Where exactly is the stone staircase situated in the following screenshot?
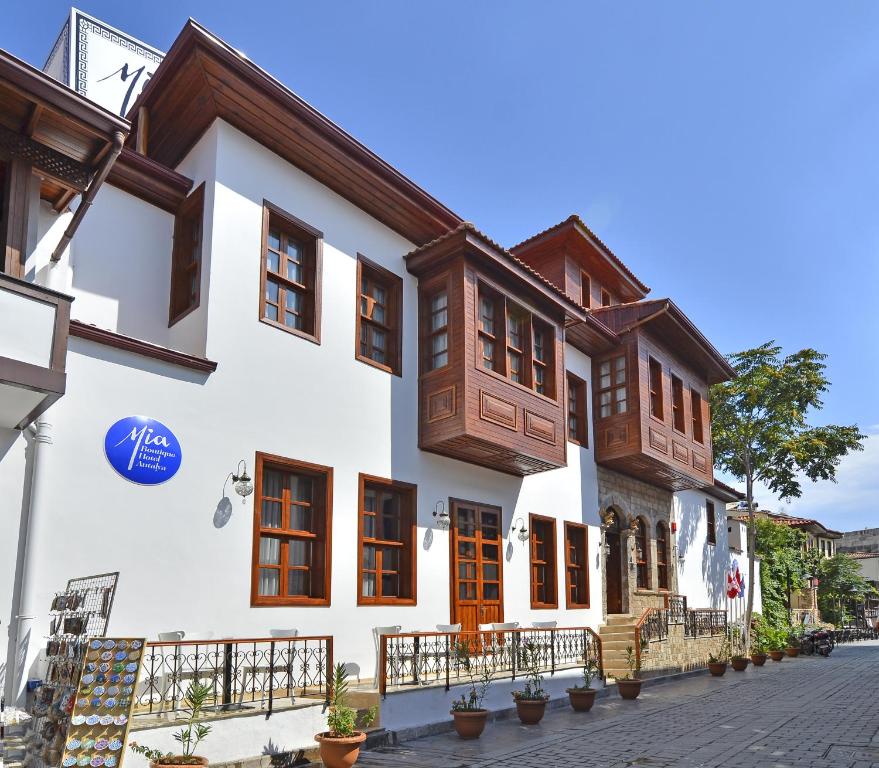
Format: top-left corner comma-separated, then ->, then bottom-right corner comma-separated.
599,614 -> 638,680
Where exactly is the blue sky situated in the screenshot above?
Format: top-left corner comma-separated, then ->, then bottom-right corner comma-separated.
6,2 -> 878,529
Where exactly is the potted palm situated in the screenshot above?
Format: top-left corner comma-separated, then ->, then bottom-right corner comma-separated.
511,642 -> 550,724
566,659 -> 600,712
314,664 -> 377,768
449,641 -> 494,739
129,682 -> 212,767
616,646 -> 643,700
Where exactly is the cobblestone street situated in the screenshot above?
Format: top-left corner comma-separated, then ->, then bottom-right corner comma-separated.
360,641 -> 879,768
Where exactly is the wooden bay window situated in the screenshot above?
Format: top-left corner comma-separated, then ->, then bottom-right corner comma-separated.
580,272 -> 591,308
648,357 -> 663,420
530,514 -> 558,608
356,255 -> 402,375
564,522 -> 589,609
357,474 -> 417,605
260,201 -> 322,343
598,354 -> 627,418
423,282 -> 449,371
671,374 -> 686,433
691,389 -> 704,443
169,183 -> 204,324
251,453 -> 332,606
566,371 -> 588,445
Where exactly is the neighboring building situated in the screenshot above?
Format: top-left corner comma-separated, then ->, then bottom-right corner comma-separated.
839,527 -> 879,554
0,13 -> 760,754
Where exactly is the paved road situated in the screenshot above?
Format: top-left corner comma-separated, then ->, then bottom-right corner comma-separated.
359,641 -> 879,768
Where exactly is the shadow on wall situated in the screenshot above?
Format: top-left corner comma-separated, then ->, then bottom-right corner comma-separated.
676,494 -> 727,609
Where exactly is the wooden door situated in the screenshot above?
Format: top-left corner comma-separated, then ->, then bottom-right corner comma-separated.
606,530 -> 623,614
450,501 -> 504,633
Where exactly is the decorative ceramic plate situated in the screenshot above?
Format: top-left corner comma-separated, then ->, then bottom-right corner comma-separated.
90,756 -> 104,767
66,739 -> 81,751
94,740 -> 108,752
71,715 -> 86,726
103,698 -> 116,708
131,641 -> 143,650
100,715 -> 114,726
102,640 -> 116,650
81,675 -> 94,685
100,652 -> 113,662
82,739 -> 96,751
104,757 -> 118,768
114,652 -> 126,662
93,686 -> 105,696
113,715 -> 127,726
85,715 -> 99,726
63,757 -> 78,767
90,640 -> 103,650
77,755 -> 90,766
108,740 -> 122,752
124,663 -> 137,673
122,674 -> 135,684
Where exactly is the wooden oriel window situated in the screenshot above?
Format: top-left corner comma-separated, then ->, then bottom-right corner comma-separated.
475,281 -> 557,399
656,521 -> 669,590
601,288 -> 612,307
634,517 -> 649,589
598,354 -> 627,418
260,202 -> 322,343
671,374 -> 686,433
251,453 -> 332,606
530,515 -> 558,608
423,284 -> 449,371
580,272 -> 591,308
169,183 -> 204,325
358,474 -> 416,605
691,389 -> 704,443
566,372 -> 588,446
564,522 -> 589,608
356,256 -> 402,375
706,501 -> 716,545
648,357 -> 664,420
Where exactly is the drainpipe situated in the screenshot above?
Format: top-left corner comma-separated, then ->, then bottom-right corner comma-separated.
5,420 -> 52,706
50,130 -> 125,262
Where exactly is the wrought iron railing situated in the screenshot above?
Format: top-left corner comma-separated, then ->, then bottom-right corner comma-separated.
636,608 -> 669,645
135,635 -> 332,716
684,609 -> 727,638
379,626 -> 601,697
666,594 -> 687,624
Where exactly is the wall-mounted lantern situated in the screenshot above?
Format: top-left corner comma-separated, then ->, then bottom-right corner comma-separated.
512,517 -> 529,543
231,460 -> 254,502
432,500 -> 450,531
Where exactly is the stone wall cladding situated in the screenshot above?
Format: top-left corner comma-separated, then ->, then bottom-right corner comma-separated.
640,623 -> 725,676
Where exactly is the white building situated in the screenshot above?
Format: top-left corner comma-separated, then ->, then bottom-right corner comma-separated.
0,14 -> 760,754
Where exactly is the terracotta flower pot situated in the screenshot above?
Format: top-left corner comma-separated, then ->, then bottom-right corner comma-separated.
616,679 -> 642,700
150,758 -> 209,768
769,650 -> 784,661
731,657 -> 749,672
708,662 -> 727,677
513,696 -> 549,724
450,709 -> 488,739
315,731 -> 367,768
785,647 -> 800,658
750,653 -> 767,666
566,687 -> 597,712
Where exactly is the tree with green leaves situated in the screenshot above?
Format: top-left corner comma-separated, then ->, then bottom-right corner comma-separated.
710,342 -> 864,652
817,553 -> 877,626
754,518 -> 810,629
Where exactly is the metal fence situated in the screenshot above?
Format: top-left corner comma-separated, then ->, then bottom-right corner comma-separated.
379,626 -> 602,696
136,635 -> 333,716
684,609 -> 728,638
666,594 -> 688,624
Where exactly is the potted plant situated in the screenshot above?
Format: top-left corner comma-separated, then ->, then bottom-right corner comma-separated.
511,642 -> 550,724
785,627 -> 802,657
313,664 -> 377,768
767,628 -> 785,661
566,659 -> 600,712
750,621 -> 768,666
616,646 -> 643,700
129,682 -> 213,767
707,635 -> 730,676
730,654 -> 749,672
449,641 -> 494,739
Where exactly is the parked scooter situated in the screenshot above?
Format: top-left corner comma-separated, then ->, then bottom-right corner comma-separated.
800,628 -> 833,657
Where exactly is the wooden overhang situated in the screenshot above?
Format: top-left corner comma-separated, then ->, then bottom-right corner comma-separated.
0,47 -> 129,211
704,479 -> 745,504
405,222 -> 619,355
591,298 -> 736,385
510,214 -> 650,303
107,148 -> 193,213
126,19 -> 463,246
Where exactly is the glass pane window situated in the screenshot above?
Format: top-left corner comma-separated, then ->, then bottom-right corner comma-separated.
358,260 -> 401,372
530,517 -> 557,607
597,355 -> 627,418
426,288 -> 449,371
359,478 -> 415,603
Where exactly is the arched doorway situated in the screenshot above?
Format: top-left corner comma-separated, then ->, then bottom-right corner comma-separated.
604,509 -> 625,614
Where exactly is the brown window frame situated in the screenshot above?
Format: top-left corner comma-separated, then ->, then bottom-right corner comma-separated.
357,474 -> 417,606
600,288 -> 612,307
475,279 -> 557,400
691,389 -> 704,444
706,500 -> 717,545
597,353 -> 628,419
671,373 -> 686,434
529,514 -> 558,609
648,357 -> 664,420
566,371 -> 588,446
580,271 -> 591,309
251,452 -> 333,607
420,275 -> 451,373
169,182 -> 204,326
564,522 -> 589,609
634,517 -> 649,590
355,255 -> 403,376
656,521 -> 669,591
259,200 -> 323,344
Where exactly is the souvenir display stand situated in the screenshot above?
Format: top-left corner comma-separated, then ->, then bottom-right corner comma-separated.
60,638 -> 146,768
23,573 -> 120,768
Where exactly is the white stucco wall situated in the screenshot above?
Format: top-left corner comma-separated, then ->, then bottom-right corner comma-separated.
2,120 -> 604,704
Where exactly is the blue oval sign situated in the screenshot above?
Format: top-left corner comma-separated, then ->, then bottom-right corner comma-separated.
104,416 -> 182,485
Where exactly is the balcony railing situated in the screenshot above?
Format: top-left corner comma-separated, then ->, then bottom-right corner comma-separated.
379,626 -> 602,697
665,593 -> 688,624
135,636 -> 332,716
684,609 -> 728,638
